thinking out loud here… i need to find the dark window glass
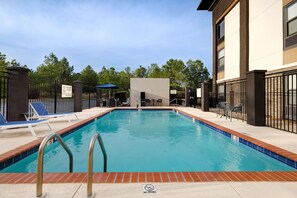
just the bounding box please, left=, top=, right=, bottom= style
left=219, top=21, right=225, bottom=38
left=284, top=1, right=297, bottom=48
left=217, top=84, right=225, bottom=102
left=287, top=1, right=297, bottom=36
left=288, top=18, right=297, bottom=36
left=217, top=20, right=225, bottom=41
left=217, top=49, right=224, bottom=72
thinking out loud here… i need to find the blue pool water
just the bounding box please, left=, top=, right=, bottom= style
left=1, top=110, right=295, bottom=173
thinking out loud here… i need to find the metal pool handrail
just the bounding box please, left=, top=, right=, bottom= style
left=87, top=133, right=107, bottom=198
left=36, top=133, right=73, bottom=198
left=169, top=98, right=178, bottom=106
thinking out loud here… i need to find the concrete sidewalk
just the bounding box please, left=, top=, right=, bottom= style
left=1, top=182, right=297, bottom=198
left=176, top=107, right=297, bottom=154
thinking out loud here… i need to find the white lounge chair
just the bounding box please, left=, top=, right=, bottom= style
left=121, top=98, right=130, bottom=106
left=0, top=113, right=52, bottom=137
left=30, top=102, right=79, bottom=122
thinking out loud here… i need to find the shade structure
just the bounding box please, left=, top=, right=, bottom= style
left=96, top=83, right=119, bottom=98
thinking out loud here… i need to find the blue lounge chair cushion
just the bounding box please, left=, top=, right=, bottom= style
left=30, top=102, right=78, bottom=122
left=0, top=113, right=52, bottom=136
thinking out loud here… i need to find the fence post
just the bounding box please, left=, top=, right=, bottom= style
left=185, top=87, right=190, bottom=107
left=201, top=82, right=209, bottom=111
left=74, top=81, right=83, bottom=112
left=246, top=70, right=266, bottom=126
left=88, top=92, right=91, bottom=109
left=54, top=80, right=57, bottom=113
left=230, top=90, right=234, bottom=107
left=7, top=67, right=30, bottom=121
left=96, top=88, right=101, bottom=107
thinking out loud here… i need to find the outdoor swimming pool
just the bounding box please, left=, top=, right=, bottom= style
left=1, top=110, right=295, bottom=173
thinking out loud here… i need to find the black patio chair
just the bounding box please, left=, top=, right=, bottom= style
left=156, top=99, right=162, bottom=106
left=229, top=103, right=243, bottom=121
left=145, top=99, right=151, bottom=106
left=216, top=102, right=227, bottom=118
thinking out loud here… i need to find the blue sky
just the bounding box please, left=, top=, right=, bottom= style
left=0, top=0, right=212, bottom=73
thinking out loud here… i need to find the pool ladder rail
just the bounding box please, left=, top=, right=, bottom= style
left=87, top=133, right=108, bottom=198
left=35, top=133, right=73, bottom=198
left=35, top=132, right=107, bottom=198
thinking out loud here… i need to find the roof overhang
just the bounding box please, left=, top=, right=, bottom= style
left=197, top=0, right=219, bottom=11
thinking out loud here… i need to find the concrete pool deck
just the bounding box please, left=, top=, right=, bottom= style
left=1, top=107, right=297, bottom=197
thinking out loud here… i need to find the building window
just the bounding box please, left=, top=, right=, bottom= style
left=217, top=84, right=225, bottom=102
left=217, top=20, right=225, bottom=43
left=285, top=1, right=297, bottom=48
left=287, top=2, right=297, bottom=36
left=217, top=48, right=225, bottom=72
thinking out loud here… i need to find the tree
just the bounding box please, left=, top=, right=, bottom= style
left=162, top=59, right=185, bottom=88
left=133, top=65, right=147, bottom=78
left=80, top=65, right=98, bottom=92
left=97, top=66, right=119, bottom=85
left=183, top=59, right=210, bottom=88
left=0, top=52, right=8, bottom=72
left=147, top=63, right=162, bottom=78
left=36, top=53, right=74, bottom=84
left=117, top=67, right=132, bottom=90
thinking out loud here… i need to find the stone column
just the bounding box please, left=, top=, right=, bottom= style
left=201, top=82, right=209, bottom=111
left=246, top=70, right=266, bottom=126
left=73, top=81, right=83, bottom=112
left=7, top=67, right=30, bottom=121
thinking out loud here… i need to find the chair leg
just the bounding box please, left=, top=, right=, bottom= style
left=74, top=114, right=79, bottom=120
left=47, top=123, right=53, bottom=132
left=68, top=115, right=71, bottom=123
left=28, top=125, right=37, bottom=137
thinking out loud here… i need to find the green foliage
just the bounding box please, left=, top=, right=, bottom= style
left=117, top=67, right=132, bottom=90
left=183, top=59, right=210, bottom=88
left=70, top=72, right=80, bottom=82
left=1, top=51, right=211, bottom=92
left=133, top=65, right=147, bottom=78
left=80, top=65, right=98, bottom=92
left=0, top=52, right=28, bottom=72
left=147, top=63, right=162, bottom=78
left=97, top=66, right=132, bottom=90
left=98, top=66, right=117, bottom=85
left=0, top=52, right=8, bottom=72
left=36, top=52, right=74, bottom=84
left=162, top=59, right=185, bottom=88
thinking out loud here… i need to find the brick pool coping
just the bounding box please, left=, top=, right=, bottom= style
left=1, top=107, right=297, bottom=184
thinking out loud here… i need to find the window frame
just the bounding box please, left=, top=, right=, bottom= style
left=287, top=17, right=297, bottom=36
left=217, top=48, right=225, bottom=72
left=284, top=0, right=297, bottom=49
left=217, top=20, right=225, bottom=43
left=217, top=83, right=226, bottom=103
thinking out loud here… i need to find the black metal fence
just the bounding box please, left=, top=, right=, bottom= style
left=209, top=79, right=247, bottom=121
left=29, top=79, right=74, bottom=114
left=226, top=79, right=247, bottom=121
left=266, top=71, right=297, bottom=133
left=82, top=86, right=97, bottom=110
left=169, top=89, right=186, bottom=106
left=0, top=72, right=9, bottom=118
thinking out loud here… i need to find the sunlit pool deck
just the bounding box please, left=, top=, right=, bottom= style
left=1, top=107, right=297, bottom=197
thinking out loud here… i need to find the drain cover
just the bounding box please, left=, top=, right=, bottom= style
left=143, top=184, right=156, bottom=193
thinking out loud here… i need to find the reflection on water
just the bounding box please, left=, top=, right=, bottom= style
left=1, top=110, right=295, bottom=173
